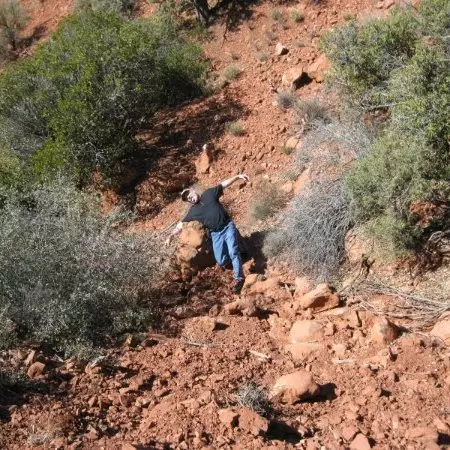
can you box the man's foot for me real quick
[232,279,245,294]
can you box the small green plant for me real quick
[293,98,330,130]
[343,12,356,21]
[271,9,282,21]
[291,10,305,23]
[235,382,272,417]
[252,183,286,221]
[292,40,306,47]
[281,145,293,156]
[255,51,268,62]
[0,0,28,53]
[228,121,245,136]
[276,90,297,110]
[223,64,242,81]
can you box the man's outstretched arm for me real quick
[221,173,250,189]
[164,221,184,246]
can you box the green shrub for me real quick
[223,64,242,81]
[77,0,136,15]
[228,120,245,136]
[0,0,28,52]
[291,11,305,23]
[0,10,206,185]
[321,8,418,102]
[0,182,167,356]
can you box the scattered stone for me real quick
[284,136,299,152]
[218,409,239,428]
[280,181,294,194]
[270,370,320,404]
[294,276,312,298]
[223,297,258,317]
[370,317,400,344]
[275,42,289,56]
[406,426,439,443]
[24,350,37,367]
[293,167,310,195]
[238,407,269,436]
[430,312,450,344]
[296,284,340,313]
[122,444,138,450]
[306,54,329,83]
[350,433,371,449]
[195,144,214,174]
[342,425,359,442]
[289,320,325,344]
[27,361,46,379]
[285,342,324,362]
[324,322,336,336]
[281,66,304,89]
[332,343,347,358]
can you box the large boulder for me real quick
[430,312,450,344]
[295,284,340,313]
[176,221,215,280]
[270,370,320,404]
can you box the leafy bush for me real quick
[0,182,167,356]
[322,7,418,103]
[321,0,450,255]
[264,180,351,281]
[0,10,206,185]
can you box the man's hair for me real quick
[181,188,191,202]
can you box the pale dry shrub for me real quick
[264,180,352,281]
[0,181,168,356]
[235,382,271,417]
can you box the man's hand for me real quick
[221,173,250,189]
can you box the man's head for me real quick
[181,188,200,205]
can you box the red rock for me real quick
[306,54,330,83]
[218,409,238,428]
[407,426,439,443]
[289,320,325,344]
[195,144,213,174]
[281,67,304,89]
[350,433,371,449]
[275,42,289,56]
[342,425,359,441]
[285,342,324,362]
[293,168,310,195]
[370,317,400,344]
[238,407,269,436]
[296,284,340,313]
[270,370,320,404]
[430,312,450,344]
[122,444,138,450]
[284,136,299,151]
[294,276,312,298]
[27,362,46,379]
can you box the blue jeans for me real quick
[211,221,244,281]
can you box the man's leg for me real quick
[211,229,231,267]
[224,222,244,283]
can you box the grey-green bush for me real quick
[77,0,135,15]
[264,180,351,281]
[0,9,206,185]
[0,0,28,57]
[0,182,167,356]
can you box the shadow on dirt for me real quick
[267,420,302,444]
[117,94,247,218]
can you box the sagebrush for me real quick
[264,180,352,281]
[0,182,168,356]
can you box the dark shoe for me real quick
[232,279,245,294]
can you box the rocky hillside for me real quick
[1,0,449,449]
